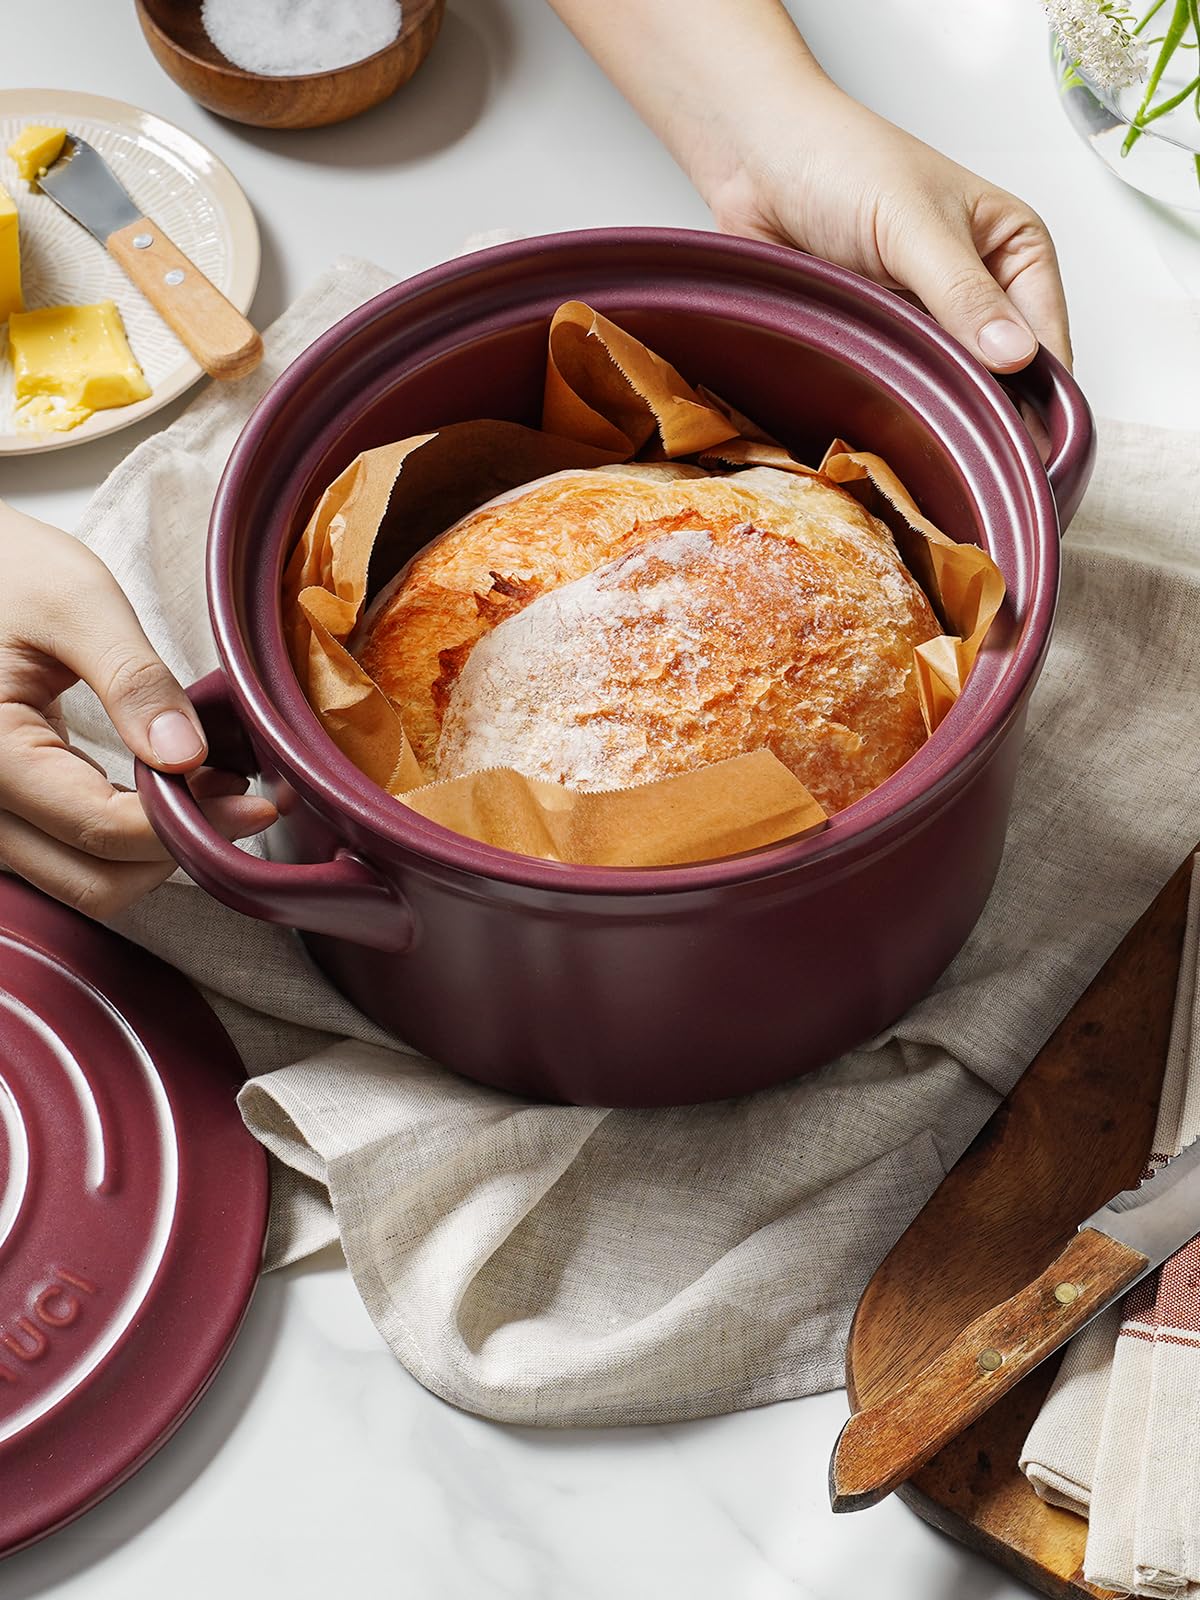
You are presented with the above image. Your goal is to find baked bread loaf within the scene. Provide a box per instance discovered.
[353,464,941,813]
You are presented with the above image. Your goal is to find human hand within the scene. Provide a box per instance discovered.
[0,501,276,920]
[706,85,1072,374]
[546,0,1070,374]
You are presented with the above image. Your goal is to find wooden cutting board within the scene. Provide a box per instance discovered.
[845,850,1197,1598]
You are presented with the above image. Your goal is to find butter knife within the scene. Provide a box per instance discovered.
[37,135,262,382]
[829,1131,1200,1512]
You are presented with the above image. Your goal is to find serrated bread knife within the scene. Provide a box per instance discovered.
[36,135,262,381]
[829,1132,1200,1513]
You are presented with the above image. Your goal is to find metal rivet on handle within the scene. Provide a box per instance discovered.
[977,1348,1003,1373]
[1054,1282,1082,1305]
[132,233,153,249]
[164,269,185,286]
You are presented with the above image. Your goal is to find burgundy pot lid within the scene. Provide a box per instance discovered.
[0,876,267,1559]
[212,227,1076,894]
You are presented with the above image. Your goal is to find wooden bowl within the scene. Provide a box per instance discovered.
[134,0,445,130]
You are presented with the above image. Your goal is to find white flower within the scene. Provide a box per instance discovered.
[1042,0,1150,90]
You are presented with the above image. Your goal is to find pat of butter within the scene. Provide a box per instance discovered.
[0,183,21,321]
[9,300,151,433]
[13,394,92,433]
[7,125,67,186]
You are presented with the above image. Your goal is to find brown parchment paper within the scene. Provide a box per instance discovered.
[404,751,827,868]
[282,301,1006,865]
[819,443,1005,731]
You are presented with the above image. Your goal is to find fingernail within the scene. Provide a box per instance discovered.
[148,710,205,765]
[978,319,1037,367]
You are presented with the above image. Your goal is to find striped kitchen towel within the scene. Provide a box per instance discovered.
[1021,859,1200,1598]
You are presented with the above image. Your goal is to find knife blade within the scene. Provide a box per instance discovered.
[828,1134,1200,1513]
[37,135,261,382]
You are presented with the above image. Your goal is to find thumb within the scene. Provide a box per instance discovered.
[895,221,1039,374]
[46,564,208,773]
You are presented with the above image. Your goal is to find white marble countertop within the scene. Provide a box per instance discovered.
[3,1,1199,1595]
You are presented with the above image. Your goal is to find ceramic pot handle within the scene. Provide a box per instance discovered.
[135,671,413,955]
[1003,348,1096,533]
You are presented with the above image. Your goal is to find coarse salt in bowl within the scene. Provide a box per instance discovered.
[134,0,445,131]
[199,0,402,77]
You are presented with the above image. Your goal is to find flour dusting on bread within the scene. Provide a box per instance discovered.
[353,463,940,812]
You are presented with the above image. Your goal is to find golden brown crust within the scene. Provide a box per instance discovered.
[353,464,706,766]
[353,464,941,809]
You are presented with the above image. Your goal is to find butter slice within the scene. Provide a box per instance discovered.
[9,301,151,433]
[7,125,67,186]
[0,184,21,321]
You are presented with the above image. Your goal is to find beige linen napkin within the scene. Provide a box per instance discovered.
[1022,864,1200,1597]
[60,256,1200,1426]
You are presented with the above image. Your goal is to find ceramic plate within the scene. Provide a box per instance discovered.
[0,88,259,455]
[0,874,268,1556]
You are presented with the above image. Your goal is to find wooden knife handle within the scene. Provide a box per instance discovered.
[108,218,262,381]
[829,1227,1148,1513]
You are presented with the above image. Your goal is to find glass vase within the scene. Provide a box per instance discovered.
[1051,1,1200,212]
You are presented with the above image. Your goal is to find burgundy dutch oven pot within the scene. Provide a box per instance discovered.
[136,228,1094,1108]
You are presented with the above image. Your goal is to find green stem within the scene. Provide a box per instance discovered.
[1136,69,1200,120]
[1123,0,1192,152]
[1140,0,1191,105]
[1134,0,1169,29]
[1179,0,1200,138]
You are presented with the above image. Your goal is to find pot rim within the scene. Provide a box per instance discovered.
[210,226,1061,895]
